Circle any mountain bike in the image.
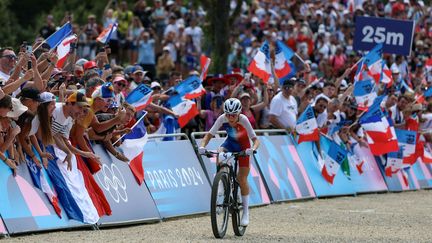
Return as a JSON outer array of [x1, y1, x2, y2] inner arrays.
[[202, 150, 255, 239]]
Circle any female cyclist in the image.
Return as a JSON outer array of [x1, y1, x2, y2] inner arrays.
[[199, 98, 260, 226]]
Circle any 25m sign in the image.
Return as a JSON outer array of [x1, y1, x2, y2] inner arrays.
[[354, 16, 414, 56]]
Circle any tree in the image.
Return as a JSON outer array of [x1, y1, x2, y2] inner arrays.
[[201, 0, 244, 74]]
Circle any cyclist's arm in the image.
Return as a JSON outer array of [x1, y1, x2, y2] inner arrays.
[[200, 114, 225, 148], [251, 137, 260, 151]]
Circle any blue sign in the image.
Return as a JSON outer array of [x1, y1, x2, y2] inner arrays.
[[374, 156, 420, 192], [0, 159, 82, 234], [92, 145, 161, 225], [143, 139, 211, 218], [254, 135, 316, 202], [354, 16, 414, 56], [295, 138, 356, 197]]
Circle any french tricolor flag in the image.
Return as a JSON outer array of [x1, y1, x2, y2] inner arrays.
[[322, 140, 347, 184], [395, 129, 417, 165], [97, 23, 118, 44], [359, 105, 399, 155], [295, 105, 319, 144], [26, 154, 62, 217], [364, 43, 383, 83], [274, 40, 296, 83], [247, 40, 272, 83], [120, 116, 148, 185], [199, 54, 211, 81], [380, 63, 393, 87], [166, 94, 199, 128], [353, 79, 377, 109], [177, 76, 206, 100], [126, 84, 153, 111], [386, 150, 404, 177], [56, 35, 77, 68], [354, 43, 383, 83]]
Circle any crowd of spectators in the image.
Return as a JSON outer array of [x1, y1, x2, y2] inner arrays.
[[0, 0, 431, 174]]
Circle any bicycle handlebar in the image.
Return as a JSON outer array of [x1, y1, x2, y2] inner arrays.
[[201, 150, 256, 158]]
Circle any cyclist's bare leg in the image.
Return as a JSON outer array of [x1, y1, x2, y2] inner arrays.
[[238, 166, 250, 226], [238, 167, 250, 196]]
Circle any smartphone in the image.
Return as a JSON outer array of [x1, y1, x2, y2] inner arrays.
[[69, 42, 76, 54], [25, 45, 32, 69], [20, 41, 27, 53]]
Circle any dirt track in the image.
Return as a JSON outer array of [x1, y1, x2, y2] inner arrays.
[[5, 190, 432, 242]]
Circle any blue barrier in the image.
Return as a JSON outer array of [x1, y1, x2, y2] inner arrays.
[[142, 134, 212, 218], [347, 145, 388, 193], [0, 216, 7, 235], [0, 158, 83, 234], [91, 144, 161, 225], [374, 156, 420, 191], [410, 161, 432, 189], [253, 134, 316, 202], [296, 137, 356, 197], [193, 135, 271, 206]]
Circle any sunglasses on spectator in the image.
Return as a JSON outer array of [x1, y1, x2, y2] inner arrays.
[[283, 85, 293, 90], [115, 82, 127, 87], [1, 55, 17, 60]]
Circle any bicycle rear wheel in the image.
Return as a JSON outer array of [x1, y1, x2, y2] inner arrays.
[[232, 183, 247, 236], [210, 171, 230, 238]]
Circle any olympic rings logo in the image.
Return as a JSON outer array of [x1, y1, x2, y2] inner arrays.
[[96, 163, 128, 203]]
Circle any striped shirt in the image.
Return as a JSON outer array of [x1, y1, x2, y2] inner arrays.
[[51, 103, 73, 138]]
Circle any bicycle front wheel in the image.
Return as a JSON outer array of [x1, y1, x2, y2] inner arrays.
[[232, 183, 247, 236], [210, 171, 230, 238]]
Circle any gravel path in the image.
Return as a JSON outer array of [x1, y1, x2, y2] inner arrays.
[[5, 190, 432, 242]]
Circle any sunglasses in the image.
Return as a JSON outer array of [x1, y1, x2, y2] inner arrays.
[[226, 113, 238, 118], [1, 54, 17, 60], [116, 82, 127, 87]]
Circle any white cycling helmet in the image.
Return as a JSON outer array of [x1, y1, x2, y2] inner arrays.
[[224, 98, 242, 114]]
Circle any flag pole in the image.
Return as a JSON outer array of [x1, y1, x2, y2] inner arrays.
[[112, 112, 147, 146]]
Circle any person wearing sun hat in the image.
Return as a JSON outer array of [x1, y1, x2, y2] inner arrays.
[[71, 83, 128, 169], [203, 74, 230, 109]]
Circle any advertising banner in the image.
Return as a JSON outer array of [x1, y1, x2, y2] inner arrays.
[[354, 16, 414, 56], [143, 139, 212, 218], [254, 135, 315, 202], [92, 144, 161, 225], [0, 217, 7, 235], [195, 138, 271, 206], [411, 161, 432, 189], [374, 156, 420, 191], [0, 159, 82, 234], [296, 138, 356, 197], [348, 145, 388, 193]]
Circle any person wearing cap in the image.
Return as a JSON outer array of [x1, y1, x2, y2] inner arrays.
[[269, 79, 298, 130], [25, 92, 57, 169], [50, 91, 100, 170], [83, 61, 98, 73], [71, 83, 128, 166], [132, 65, 147, 85], [156, 46, 175, 80], [18, 87, 43, 114], [112, 76, 128, 106]]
